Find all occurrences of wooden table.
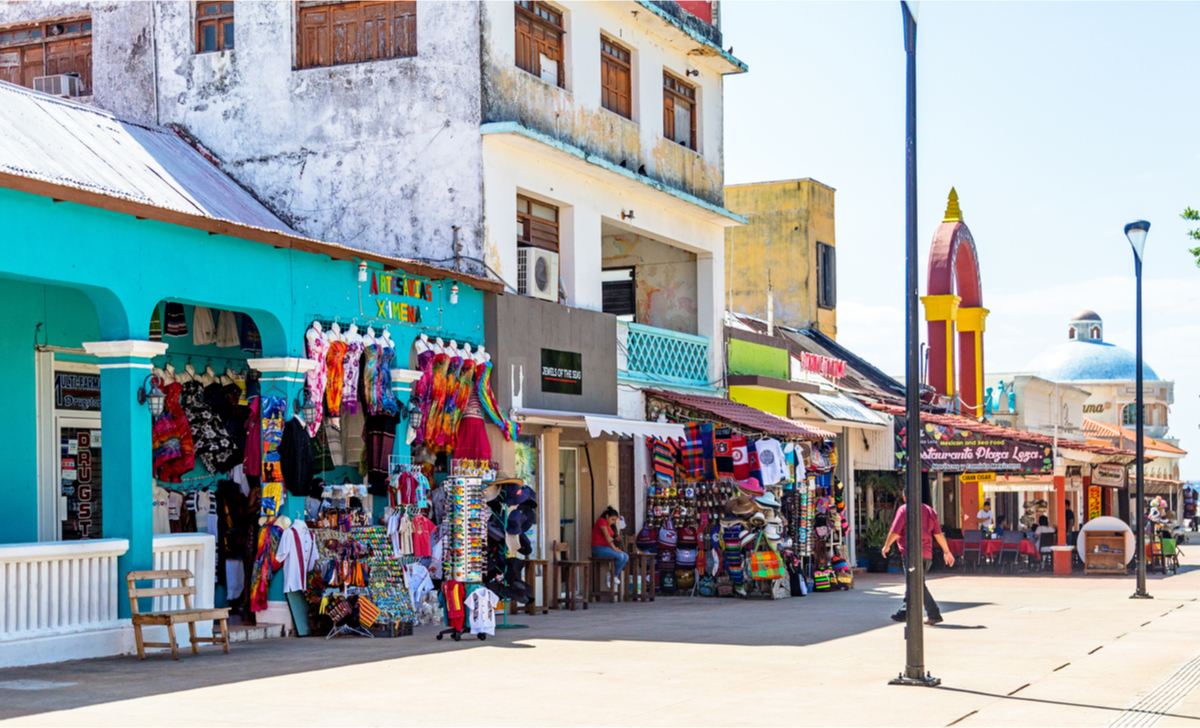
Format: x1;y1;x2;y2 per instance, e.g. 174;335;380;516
624;552;655;602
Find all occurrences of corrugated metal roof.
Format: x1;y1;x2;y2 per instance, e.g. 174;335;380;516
648;389;835;440
0;81;293;233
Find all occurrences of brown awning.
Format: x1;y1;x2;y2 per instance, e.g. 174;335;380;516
648;389;835;440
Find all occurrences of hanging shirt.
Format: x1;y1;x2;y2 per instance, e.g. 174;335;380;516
152;485;171;535
464;587;500;636
412;514;436;558
277;416;315;497
167;490;184;533
756;438;787;486
403;562;434;610
274;522;317;593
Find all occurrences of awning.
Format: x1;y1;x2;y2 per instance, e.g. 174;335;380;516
794;392;890;430
647;389;835;440
513;408;686;440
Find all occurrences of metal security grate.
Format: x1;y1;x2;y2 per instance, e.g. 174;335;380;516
624;323;709;386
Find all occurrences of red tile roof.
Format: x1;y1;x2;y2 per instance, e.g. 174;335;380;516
870;405;1140;459
1082;418;1188;455
648;390;836;440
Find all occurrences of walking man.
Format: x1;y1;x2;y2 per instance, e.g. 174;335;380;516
883;492;955;625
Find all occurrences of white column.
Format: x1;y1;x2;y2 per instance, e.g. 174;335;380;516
634;435;650;531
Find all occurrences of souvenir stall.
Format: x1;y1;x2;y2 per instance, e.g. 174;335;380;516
639;392;837;599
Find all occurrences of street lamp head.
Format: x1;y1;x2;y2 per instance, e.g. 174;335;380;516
1125;220;1150;263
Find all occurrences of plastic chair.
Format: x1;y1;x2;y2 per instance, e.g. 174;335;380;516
962;530;984;573
997;530;1024;574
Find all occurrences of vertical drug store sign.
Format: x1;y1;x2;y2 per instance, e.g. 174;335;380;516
61;428;102;539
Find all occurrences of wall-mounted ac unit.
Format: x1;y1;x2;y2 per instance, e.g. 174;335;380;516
518;247;558;302
33;73;82;98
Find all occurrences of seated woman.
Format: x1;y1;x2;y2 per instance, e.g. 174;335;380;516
1034;515;1057;552
591;506;629;577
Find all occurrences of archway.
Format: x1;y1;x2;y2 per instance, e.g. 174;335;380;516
921;189;988;418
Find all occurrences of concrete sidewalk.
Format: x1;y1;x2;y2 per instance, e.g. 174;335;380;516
1;555;1198;727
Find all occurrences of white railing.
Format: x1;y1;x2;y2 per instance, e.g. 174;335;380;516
151;533;216;613
0;539;128;637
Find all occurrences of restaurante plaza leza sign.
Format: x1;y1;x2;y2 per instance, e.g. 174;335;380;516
920;423;1052;473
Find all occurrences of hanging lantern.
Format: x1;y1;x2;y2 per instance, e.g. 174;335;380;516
137;374;166;417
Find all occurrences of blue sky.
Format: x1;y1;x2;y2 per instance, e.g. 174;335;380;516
722;1;1200;479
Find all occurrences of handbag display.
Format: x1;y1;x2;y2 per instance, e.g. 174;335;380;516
748;534;785;581
813;568;834;591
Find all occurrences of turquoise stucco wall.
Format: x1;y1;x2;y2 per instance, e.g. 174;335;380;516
0;282;101;543
0;183;485;591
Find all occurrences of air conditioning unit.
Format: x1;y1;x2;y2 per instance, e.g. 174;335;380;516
33;73;82;98
518;247;558;302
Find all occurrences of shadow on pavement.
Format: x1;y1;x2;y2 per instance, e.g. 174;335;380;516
936;686;1200;723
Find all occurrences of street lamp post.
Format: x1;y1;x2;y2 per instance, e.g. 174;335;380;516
891;0;938;687
1125;220;1152;600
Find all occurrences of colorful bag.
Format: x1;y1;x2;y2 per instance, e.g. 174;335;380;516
357;596;381;627
715;574;733;597
813;568;833;591
697;574;716;597
748;534;784;581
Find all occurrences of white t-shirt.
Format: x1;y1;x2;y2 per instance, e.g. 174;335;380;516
152;486;171;535
756;439;787;486
403;562;434;610
275;522;317;593
976;509;994;527
465;587;500;635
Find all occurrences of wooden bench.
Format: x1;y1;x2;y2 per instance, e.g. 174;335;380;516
127;569;230;660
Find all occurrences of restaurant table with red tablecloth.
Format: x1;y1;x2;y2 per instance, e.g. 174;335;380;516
945;538;1040;559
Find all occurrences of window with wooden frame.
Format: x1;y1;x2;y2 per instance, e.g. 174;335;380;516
601;268;636;322
663;71;696;150
297;1;416;71
816;242;836;310
517;195;560;253
197;2;234;53
514;1;563;88
600;35;631;119
0;16;92;93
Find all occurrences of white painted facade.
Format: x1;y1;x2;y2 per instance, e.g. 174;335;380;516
985;374;1092;442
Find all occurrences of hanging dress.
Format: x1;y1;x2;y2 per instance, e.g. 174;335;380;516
361;342;380;415
341;339;364;416
439;357;476;451
324;339;348;419
427;351;462;447
477;359;519;442
377;343;400;416
153;382;195;482
193;306;217;346
410;345;435;446
182;380;233;474
453;389;491;462
215;309;240;348
304;328;329;436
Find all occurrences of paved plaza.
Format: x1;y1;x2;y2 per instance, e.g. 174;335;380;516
2;551;1199;727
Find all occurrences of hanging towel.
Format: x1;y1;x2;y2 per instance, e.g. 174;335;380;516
683;423;704;478
193;306;217;346
650;437;674;485
699;423;717;480
164;302;188;337
714;427;734;477
149;305;163;342
731;435;750;480
240;314;262;354
746;439;763;484
216;309;240;348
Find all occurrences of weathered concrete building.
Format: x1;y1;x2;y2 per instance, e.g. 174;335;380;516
724;178;838;338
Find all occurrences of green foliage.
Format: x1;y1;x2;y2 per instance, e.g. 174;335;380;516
860;515;890;548
858;470;904;498
1184;208;1200;267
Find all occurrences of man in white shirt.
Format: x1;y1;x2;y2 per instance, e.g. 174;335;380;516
976;500;995;530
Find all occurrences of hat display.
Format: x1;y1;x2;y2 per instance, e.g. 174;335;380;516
727;495;756;516
736;478;764;497
754;491;781;510
748;511;767;529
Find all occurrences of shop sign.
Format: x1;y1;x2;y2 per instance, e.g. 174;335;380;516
960;472;996;483
1091;462;1127;487
1088;485;1102;520
541;348;582;395
54;372;100;411
1082;404;1105;414
367;270;434;324
918;422;1052;473
791;352;847;380
61;429;99;539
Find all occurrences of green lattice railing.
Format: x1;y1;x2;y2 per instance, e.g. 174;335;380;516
623;322;710;386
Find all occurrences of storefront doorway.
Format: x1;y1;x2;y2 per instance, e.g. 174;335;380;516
559;447;579;559
38;354;102;541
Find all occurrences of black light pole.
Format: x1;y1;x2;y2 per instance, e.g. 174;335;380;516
1125;220;1152;600
891;0;937;687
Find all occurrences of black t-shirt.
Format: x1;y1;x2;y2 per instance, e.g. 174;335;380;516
1066;509;1076;527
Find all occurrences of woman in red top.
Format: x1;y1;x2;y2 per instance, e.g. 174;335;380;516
591;506;628;576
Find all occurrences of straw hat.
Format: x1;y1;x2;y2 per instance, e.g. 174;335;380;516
727;495;756;516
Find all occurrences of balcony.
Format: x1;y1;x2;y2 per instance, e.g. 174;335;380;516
618;321;711;390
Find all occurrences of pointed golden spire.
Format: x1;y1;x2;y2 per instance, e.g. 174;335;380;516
943;187;963;223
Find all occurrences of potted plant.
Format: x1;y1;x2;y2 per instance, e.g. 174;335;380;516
861;516;890;573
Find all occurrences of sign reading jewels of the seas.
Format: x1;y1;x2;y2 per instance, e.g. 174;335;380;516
920;422;1052;473
367;270;434;324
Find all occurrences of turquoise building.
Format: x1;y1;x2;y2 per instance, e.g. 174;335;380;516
0;83;496;659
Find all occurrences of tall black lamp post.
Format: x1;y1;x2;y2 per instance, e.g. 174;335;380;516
1125;219;1152;600
891;0;938;687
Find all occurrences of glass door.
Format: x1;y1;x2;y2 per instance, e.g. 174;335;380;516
56;416;102;540
559;447;578;559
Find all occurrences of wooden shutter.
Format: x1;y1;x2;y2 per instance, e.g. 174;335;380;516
601;37;631;119
0;50;20;86
298;2;415;70
21;46;43;88
515;11;534;75
299;7;330;69
514;2;561;87
46;37;90;93
331;3;360;66
392;1;416;57
517;195;559;253
361;2;387;61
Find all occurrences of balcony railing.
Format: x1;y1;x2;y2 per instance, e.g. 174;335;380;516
619;321;710;388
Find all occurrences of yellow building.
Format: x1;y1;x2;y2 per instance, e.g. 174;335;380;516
724;178;837;338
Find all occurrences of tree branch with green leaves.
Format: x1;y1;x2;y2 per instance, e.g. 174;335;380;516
1185;207;1200;266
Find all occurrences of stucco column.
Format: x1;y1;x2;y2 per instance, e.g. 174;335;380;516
920;294;961;399
957;307;989;419
541;428;562;557
248;357;316;615
82;340;169;618
634;434;651;531
696;252;723;384
568;204;602;311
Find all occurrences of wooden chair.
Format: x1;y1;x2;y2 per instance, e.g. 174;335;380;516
127;569;230;660
590;556;619;603
551;541;591;611
509;558;551;616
